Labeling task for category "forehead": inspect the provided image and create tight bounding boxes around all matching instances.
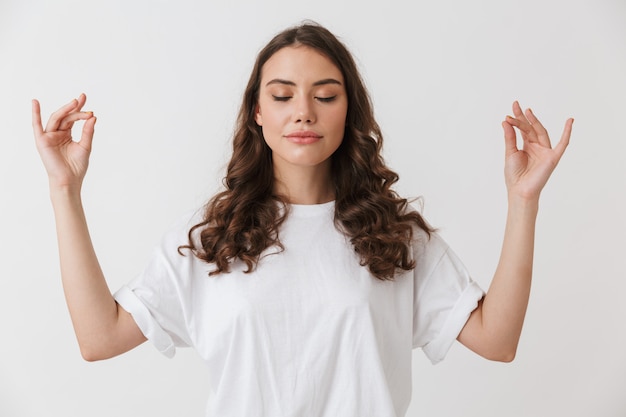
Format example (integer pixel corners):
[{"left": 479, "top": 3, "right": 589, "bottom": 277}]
[{"left": 260, "top": 46, "right": 344, "bottom": 84}]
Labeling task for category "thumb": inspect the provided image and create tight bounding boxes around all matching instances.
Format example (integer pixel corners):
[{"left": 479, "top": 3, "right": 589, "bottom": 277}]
[
  {"left": 79, "top": 115, "right": 97, "bottom": 152},
  {"left": 502, "top": 119, "right": 518, "bottom": 157}
]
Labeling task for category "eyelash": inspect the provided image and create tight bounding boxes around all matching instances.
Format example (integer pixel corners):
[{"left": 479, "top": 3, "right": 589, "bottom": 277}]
[{"left": 271, "top": 95, "right": 337, "bottom": 103}]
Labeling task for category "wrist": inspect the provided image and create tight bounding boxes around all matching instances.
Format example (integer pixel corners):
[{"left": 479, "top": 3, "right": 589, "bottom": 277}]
[
  {"left": 49, "top": 183, "right": 83, "bottom": 204},
  {"left": 506, "top": 193, "right": 539, "bottom": 218}
]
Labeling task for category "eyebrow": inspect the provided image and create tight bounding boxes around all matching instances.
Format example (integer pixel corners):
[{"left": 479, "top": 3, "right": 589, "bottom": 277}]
[{"left": 265, "top": 78, "right": 343, "bottom": 87}]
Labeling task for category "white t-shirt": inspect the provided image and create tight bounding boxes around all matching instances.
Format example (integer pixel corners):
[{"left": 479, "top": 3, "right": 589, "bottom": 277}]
[{"left": 114, "top": 201, "right": 484, "bottom": 417}]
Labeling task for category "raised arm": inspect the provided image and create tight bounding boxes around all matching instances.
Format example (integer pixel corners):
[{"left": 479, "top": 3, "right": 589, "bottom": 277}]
[
  {"left": 457, "top": 101, "right": 574, "bottom": 362},
  {"left": 33, "top": 94, "right": 146, "bottom": 361}
]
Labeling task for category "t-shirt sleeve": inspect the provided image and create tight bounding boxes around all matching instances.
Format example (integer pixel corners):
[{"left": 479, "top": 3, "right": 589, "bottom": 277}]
[
  {"left": 412, "top": 232, "right": 485, "bottom": 364},
  {"left": 113, "top": 214, "right": 200, "bottom": 358}
]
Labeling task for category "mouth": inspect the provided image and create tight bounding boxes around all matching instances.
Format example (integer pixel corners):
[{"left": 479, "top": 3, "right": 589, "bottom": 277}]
[{"left": 284, "top": 131, "right": 323, "bottom": 144}]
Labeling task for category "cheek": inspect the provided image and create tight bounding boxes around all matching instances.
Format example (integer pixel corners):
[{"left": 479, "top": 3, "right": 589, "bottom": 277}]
[
  {"left": 329, "top": 110, "right": 348, "bottom": 134},
  {"left": 259, "top": 106, "right": 290, "bottom": 130}
]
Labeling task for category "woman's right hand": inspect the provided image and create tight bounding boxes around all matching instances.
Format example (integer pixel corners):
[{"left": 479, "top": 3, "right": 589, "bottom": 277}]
[
  {"left": 33, "top": 95, "right": 146, "bottom": 360},
  {"left": 32, "top": 93, "right": 97, "bottom": 190}
]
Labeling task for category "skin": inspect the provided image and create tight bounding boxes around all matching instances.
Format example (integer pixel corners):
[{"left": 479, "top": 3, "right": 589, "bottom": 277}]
[
  {"left": 255, "top": 46, "right": 348, "bottom": 204},
  {"left": 32, "top": 47, "right": 573, "bottom": 362},
  {"left": 457, "top": 103, "right": 573, "bottom": 361},
  {"left": 32, "top": 95, "right": 146, "bottom": 361}
]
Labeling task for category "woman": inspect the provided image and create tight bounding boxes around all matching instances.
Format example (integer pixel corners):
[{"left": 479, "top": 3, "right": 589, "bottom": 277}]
[{"left": 32, "top": 22, "right": 573, "bottom": 417}]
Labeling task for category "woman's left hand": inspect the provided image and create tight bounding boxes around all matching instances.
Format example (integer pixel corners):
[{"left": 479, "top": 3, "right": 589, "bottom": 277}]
[{"left": 502, "top": 101, "right": 573, "bottom": 201}]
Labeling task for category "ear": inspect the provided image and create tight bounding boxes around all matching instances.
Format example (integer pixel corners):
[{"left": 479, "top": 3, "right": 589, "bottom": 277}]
[{"left": 254, "top": 104, "right": 263, "bottom": 126}]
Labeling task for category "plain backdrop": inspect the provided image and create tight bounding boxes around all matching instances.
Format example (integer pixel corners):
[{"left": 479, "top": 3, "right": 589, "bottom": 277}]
[{"left": 1, "top": 0, "right": 625, "bottom": 416}]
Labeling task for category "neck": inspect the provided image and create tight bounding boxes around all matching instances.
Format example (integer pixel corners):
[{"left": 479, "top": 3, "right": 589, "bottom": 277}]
[{"left": 273, "top": 160, "right": 335, "bottom": 205}]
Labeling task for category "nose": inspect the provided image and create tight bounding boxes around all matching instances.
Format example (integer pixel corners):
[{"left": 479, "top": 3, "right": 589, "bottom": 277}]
[{"left": 294, "top": 96, "right": 316, "bottom": 124}]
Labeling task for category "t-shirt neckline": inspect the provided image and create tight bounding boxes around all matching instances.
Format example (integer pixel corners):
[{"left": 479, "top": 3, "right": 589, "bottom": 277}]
[{"left": 288, "top": 200, "right": 335, "bottom": 217}]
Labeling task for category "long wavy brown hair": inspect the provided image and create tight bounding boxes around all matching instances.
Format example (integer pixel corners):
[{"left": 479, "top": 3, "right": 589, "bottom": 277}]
[{"left": 179, "top": 21, "right": 433, "bottom": 280}]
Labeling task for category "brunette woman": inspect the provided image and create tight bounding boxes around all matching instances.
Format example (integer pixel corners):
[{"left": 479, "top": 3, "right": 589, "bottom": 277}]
[{"left": 32, "top": 21, "right": 573, "bottom": 417}]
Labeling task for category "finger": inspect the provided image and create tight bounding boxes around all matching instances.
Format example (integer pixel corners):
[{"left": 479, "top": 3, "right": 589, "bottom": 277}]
[
  {"left": 510, "top": 101, "right": 536, "bottom": 143},
  {"left": 57, "top": 93, "right": 91, "bottom": 130},
  {"left": 553, "top": 118, "right": 574, "bottom": 158},
  {"left": 44, "top": 97, "right": 80, "bottom": 132},
  {"left": 31, "top": 99, "right": 44, "bottom": 136},
  {"left": 502, "top": 120, "right": 518, "bottom": 158},
  {"left": 79, "top": 116, "right": 97, "bottom": 152},
  {"left": 75, "top": 93, "right": 87, "bottom": 112},
  {"left": 505, "top": 114, "right": 535, "bottom": 143},
  {"left": 525, "top": 108, "right": 551, "bottom": 148},
  {"left": 512, "top": 101, "right": 529, "bottom": 123},
  {"left": 58, "top": 111, "right": 94, "bottom": 131},
  {"left": 505, "top": 102, "right": 534, "bottom": 143}
]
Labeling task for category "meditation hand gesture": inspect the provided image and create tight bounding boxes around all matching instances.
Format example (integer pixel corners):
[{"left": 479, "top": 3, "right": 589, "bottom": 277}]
[
  {"left": 32, "top": 93, "right": 96, "bottom": 190},
  {"left": 502, "top": 101, "right": 573, "bottom": 202}
]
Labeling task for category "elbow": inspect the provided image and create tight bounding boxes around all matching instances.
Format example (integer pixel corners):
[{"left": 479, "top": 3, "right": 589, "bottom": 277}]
[
  {"left": 79, "top": 345, "right": 107, "bottom": 362},
  {"left": 78, "top": 338, "right": 116, "bottom": 362},
  {"left": 483, "top": 346, "right": 517, "bottom": 363},
  {"left": 81, "top": 354, "right": 100, "bottom": 363},
  {"left": 492, "top": 352, "right": 516, "bottom": 363}
]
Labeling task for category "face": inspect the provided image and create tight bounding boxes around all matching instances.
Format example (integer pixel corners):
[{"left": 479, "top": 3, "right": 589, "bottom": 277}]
[{"left": 255, "top": 46, "right": 348, "bottom": 175}]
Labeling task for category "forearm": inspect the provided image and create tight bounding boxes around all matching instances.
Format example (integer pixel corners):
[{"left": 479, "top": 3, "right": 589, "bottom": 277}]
[
  {"left": 34, "top": 96, "right": 145, "bottom": 360},
  {"left": 481, "top": 195, "right": 538, "bottom": 356},
  {"left": 459, "top": 102, "right": 571, "bottom": 361},
  {"left": 458, "top": 194, "right": 539, "bottom": 361},
  {"left": 50, "top": 186, "right": 120, "bottom": 358}
]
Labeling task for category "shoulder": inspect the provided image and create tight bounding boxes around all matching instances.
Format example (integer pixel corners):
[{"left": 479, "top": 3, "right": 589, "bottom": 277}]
[
  {"left": 147, "top": 207, "right": 207, "bottom": 260},
  {"left": 404, "top": 199, "right": 456, "bottom": 279},
  {"left": 411, "top": 229, "right": 448, "bottom": 266},
  {"left": 402, "top": 200, "right": 442, "bottom": 256},
  {"left": 138, "top": 207, "right": 212, "bottom": 283}
]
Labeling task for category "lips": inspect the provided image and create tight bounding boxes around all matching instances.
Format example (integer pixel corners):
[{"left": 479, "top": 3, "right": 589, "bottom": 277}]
[{"left": 284, "top": 130, "right": 323, "bottom": 144}]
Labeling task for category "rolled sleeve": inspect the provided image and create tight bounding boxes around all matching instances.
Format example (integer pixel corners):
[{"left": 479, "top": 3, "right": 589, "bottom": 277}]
[
  {"left": 412, "top": 233, "right": 485, "bottom": 364},
  {"left": 421, "top": 281, "right": 484, "bottom": 364},
  {"left": 114, "top": 285, "right": 178, "bottom": 358},
  {"left": 113, "top": 213, "right": 200, "bottom": 358}
]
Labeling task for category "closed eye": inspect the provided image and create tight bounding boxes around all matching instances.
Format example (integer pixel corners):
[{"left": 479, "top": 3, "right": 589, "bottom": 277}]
[
  {"left": 272, "top": 95, "right": 291, "bottom": 102},
  {"left": 316, "top": 96, "right": 337, "bottom": 103}
]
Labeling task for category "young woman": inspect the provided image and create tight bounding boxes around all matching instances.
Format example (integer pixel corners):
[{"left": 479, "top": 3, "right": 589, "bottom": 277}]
[{"left": 32, "top": 22, "right": 573, "bottom": 417}]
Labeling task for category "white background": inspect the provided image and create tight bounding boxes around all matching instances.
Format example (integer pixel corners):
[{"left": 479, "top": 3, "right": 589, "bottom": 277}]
[{"left": 1, "top": 0, "right": 625, "bottom": 416}]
